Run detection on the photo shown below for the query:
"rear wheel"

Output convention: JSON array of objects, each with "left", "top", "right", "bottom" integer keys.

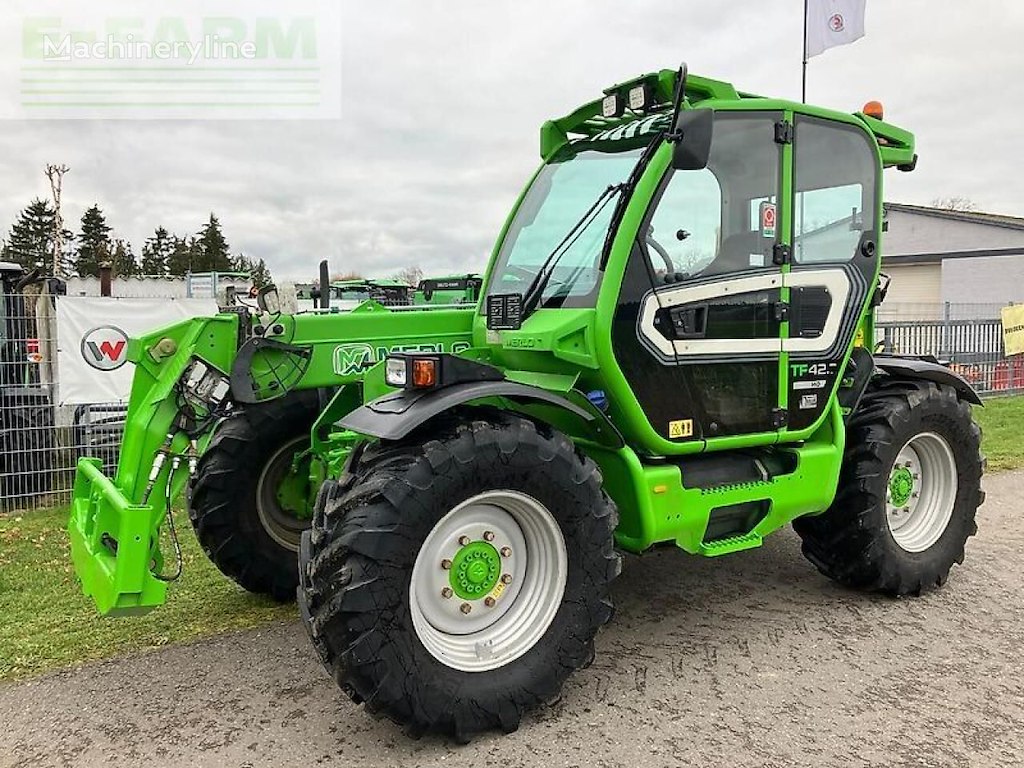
[
  {"left": 298, "top": 412, "right": 620, "bottom": 741},
  {"left": 794, "top": 381, "right": 984, "bottom": 595},
  {"left": 189, "top": 391, "right": 321, "bottom": 600}
]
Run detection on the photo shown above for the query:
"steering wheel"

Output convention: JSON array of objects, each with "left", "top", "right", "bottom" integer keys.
[
  {"left": 646, "top": 225, "right": 675, "bottom": 277},
  {"left": 504, "top": 264, "right": 539, "bottom": 282}
]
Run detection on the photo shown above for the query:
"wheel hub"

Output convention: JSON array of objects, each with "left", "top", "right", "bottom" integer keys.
[
  {"left": 889, "top": 466, "right": 915, "bottom": 508},
  {"left": 450, "top": 541, "right": 501, "bottom": 599}
]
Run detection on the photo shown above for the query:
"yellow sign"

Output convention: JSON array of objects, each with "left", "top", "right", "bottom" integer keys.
[
  {"left": 668, "top": 419, "right": 694, "bottom": 439},
  {"left": 1002, "top": 304, "right": 1024, "bottom": 357}
]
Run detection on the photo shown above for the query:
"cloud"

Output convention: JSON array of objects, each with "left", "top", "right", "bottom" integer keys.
[{"left": 1, "top": 0, "right": 1022, "bottom": 280}]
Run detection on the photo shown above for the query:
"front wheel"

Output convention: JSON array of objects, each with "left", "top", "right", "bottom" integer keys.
[
  {"left": 298, "top": 412, "right": 620, "bottom": 741},
  {"left": 794, "top": 381, "right": 984, "bottom": 595},
  {"left": 189, "top": 391, "right": 321, "bottom": 600}
]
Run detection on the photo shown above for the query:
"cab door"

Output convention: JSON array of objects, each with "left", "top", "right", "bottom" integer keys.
[
  {"left": 783, "top": 115, "right": 880, "bottom": 433},
  {"left": 611, "top": 111, "right": 788, "bottom": 447}
]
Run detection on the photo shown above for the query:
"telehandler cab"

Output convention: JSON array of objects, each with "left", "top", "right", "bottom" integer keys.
[{"left": 69, "top": 65, "right": 983, "bottom": 741}]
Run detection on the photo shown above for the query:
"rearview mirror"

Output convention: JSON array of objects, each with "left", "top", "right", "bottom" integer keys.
[{"left": 670, "top": 109, "right": 714, "bottom": 170}]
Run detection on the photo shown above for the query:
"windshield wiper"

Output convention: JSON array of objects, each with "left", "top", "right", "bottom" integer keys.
[{"left": 520, "top": 182, "right": 625, "bottom": 319}]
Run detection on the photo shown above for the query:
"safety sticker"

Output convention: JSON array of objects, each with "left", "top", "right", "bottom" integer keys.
[
  {"left": 760, "top": 201, "right": 777, "bottom": 239},
  {"left": 799, "top": 394, "right": 818, "bottom": 410},
  {"left": 668, "top": 419, "right": 694, "bottom": 438}
]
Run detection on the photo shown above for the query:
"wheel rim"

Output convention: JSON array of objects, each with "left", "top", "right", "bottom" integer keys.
[
  {"left": 256, "top": 436, "right": 313, "bottom": 553},
  {"left": 409, "top": 490, "right": 567, "bottom": 673},
  {"left": 885, "top": 432, "right": 958, "bottom": 553}
]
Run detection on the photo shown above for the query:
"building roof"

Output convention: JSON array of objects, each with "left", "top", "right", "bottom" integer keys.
[
  {"left": 882, "top": 202, "right": 1024, "bottom": 266},
  {"left": 885, "top": 202, "right": 1024, "bottom": 232}
]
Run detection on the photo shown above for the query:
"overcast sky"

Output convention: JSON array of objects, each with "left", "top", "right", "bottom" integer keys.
[{"left": 1, "top": 1, "right": 1022, "bottom": 280}]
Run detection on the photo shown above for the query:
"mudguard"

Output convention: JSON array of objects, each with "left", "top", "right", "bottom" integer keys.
[
  {"left": 339, "top": 380, "right": 624, "bottom": 447},
  {"left": 874, "top": 354, "right": 983, "bottom": 405}
]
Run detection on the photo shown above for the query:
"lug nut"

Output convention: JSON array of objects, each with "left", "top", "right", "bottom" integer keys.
[
  {"left": 460, "top": 603, "right": 472, "bottom": 615},
  {"left": 500, "top": 546, "right": 512, "bottom": 558},
  {"left": 441, "top": 559, "right": 452, "bottom": 570},
  {"left": 458, "top": 535, "right": 471, "bottom": 546},
  {"left": 483, "top": 530, "right": 495, "bottom": 542},
  {"left": 484, "top": 597, "right": 496, "bottom": 608},
  {"left": 501, "top": 573, "right": 512, "bottom": 585},
  {"left": 441, "top": 587, "right": 453, "bottom": 599}
]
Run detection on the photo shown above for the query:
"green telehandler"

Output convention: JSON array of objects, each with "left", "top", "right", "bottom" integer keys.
[{"left": 69, "top": 65, "right": 984, "bottom": 741}]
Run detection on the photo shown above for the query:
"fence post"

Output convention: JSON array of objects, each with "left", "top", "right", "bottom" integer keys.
[
  {"left": 99, "top": 263, "right": 112, "bottom": 298},
  {"left": 939, "top": 301, "right": 951, "bottom": 359}
]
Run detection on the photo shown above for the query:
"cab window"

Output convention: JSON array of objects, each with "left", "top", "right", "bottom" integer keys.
[
  {"left": 645, "top": 113, "right": 781, "bottom": 281},
  {"left": 793, "top": 117, "right": 878, "bottom": 263}
]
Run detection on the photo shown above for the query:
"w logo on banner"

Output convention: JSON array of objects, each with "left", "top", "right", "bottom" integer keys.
[{"left": 81, "top": 326, "right": 129, "bottom": 371}]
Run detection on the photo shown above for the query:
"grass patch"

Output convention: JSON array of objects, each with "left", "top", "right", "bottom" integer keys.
[
  {"left": 975, "top": 395, "right": 1024, "bottom": 472},
  {"left": 0, "top": 506, "right": 295, "bottom": 683},
  {"left": 1, "top": 396, "right": 1020, "bottom": 684}
]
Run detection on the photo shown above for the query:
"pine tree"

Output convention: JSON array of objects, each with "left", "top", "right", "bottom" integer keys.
[
  {"left": 167, "top": 235, "right": 201, "bottom": 276},
  {"left": 75, "top": 204, "right": 112, "bottom": 278},
  {"left": 232, "top": 252, "right": 252, "bottom": 274},
  {"left": 2, "top": 198, "right": 60, "bottom": 271},
  {"left": 141, "top": 226, "right": 173, "bottom": 276},
  {"left": 111, "top": 239, "right": 137, "bottom": 277},
  {"left": 196, "top": 214, "right": 232, "bottom": 272}
]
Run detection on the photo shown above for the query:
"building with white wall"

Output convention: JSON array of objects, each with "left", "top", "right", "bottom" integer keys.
[{"left": 882, "top": 203, "right": 1024, "bottom": 318}]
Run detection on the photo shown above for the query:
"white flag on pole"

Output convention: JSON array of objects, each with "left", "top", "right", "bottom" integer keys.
[{"left": 805, "top": 0, "right": 867, "bottom": 59}]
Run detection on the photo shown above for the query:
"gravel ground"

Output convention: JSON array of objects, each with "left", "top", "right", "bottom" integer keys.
[{"left": 2, "top": 471, "right": 1022, "bottom": 768}]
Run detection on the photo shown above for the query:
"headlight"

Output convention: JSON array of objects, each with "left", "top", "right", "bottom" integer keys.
[
  {"left": 385, "top": 357, "right": 408, "bottom": 387},
  {"left": 629, "top": 83, "right": 652, "bottom": 112},
  {"left": 601, "top": 92, "right": 623, "bottom": 118},
  {"left": 383, "top": 353, "right": 503, "bottom": 391}
]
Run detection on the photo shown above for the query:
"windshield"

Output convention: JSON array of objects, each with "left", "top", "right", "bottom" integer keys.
[{"left": 485, "top": 147, "right": 643, "bottom": 309}]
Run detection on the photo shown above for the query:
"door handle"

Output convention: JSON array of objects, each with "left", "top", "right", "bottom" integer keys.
[{"left": 670, "top": 304, "right": 708, "bottom": 339}]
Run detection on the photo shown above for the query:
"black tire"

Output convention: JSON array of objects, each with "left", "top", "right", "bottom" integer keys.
[
  {"left": 298, "top": 411, "right": 620, "bottom": 741},
  {"left": 793, "top": 380, "right": 984, "bottom": 596},
  {"left": 0, "top": 394, "right": 54, "bottom": 501},
  {"left": 189, "top": 390, "right": 321, "bottom": 600}
]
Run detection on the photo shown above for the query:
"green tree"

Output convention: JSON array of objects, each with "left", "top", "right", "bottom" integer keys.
[
  {"left": 167, "top": 235, "right": 201, "bottom": 276},
  {"left": 140, "top": 226, "right": 172, "bottom": 276},
  {"left": 249, "top": 257, "right": 272, "bottom": 288},
  {"left": 111, "top": 238, "right": 137, "bottom": 277},
  {"left": 234, "top": 253, "right": 273, "bottom": 288},
  {"left": 1, "top": 198, "right": 67, "bottom": 271},
  {"left": 196, "top": 214, "right": 232, "bottom": 272},
  {"left": 74, "top": 204, "right": 112, "bottom": 277}
]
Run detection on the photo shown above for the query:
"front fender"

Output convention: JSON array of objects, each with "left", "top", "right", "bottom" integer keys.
[{"left": 338, "top": 380, "right": 624, "bottom": 448}]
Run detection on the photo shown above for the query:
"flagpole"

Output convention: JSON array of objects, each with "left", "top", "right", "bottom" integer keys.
[{"left": 801, "top": 0, "right": 809, "bottom": 103}]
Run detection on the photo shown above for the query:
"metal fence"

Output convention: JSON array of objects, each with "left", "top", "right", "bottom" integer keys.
[
  {"left": 877, "top": 302, "right": 1022, "bottom": 397},
  {"left": 0, "top": 290, "right": 126, "bottom": 513}
]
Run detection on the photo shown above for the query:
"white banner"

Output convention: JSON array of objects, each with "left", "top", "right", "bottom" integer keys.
[
  {"left": 56, "top": 296, "right": 218, "bottom": 405},
  {"left": 806, "top": 0, "right": 867, "bottom": 59}
]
